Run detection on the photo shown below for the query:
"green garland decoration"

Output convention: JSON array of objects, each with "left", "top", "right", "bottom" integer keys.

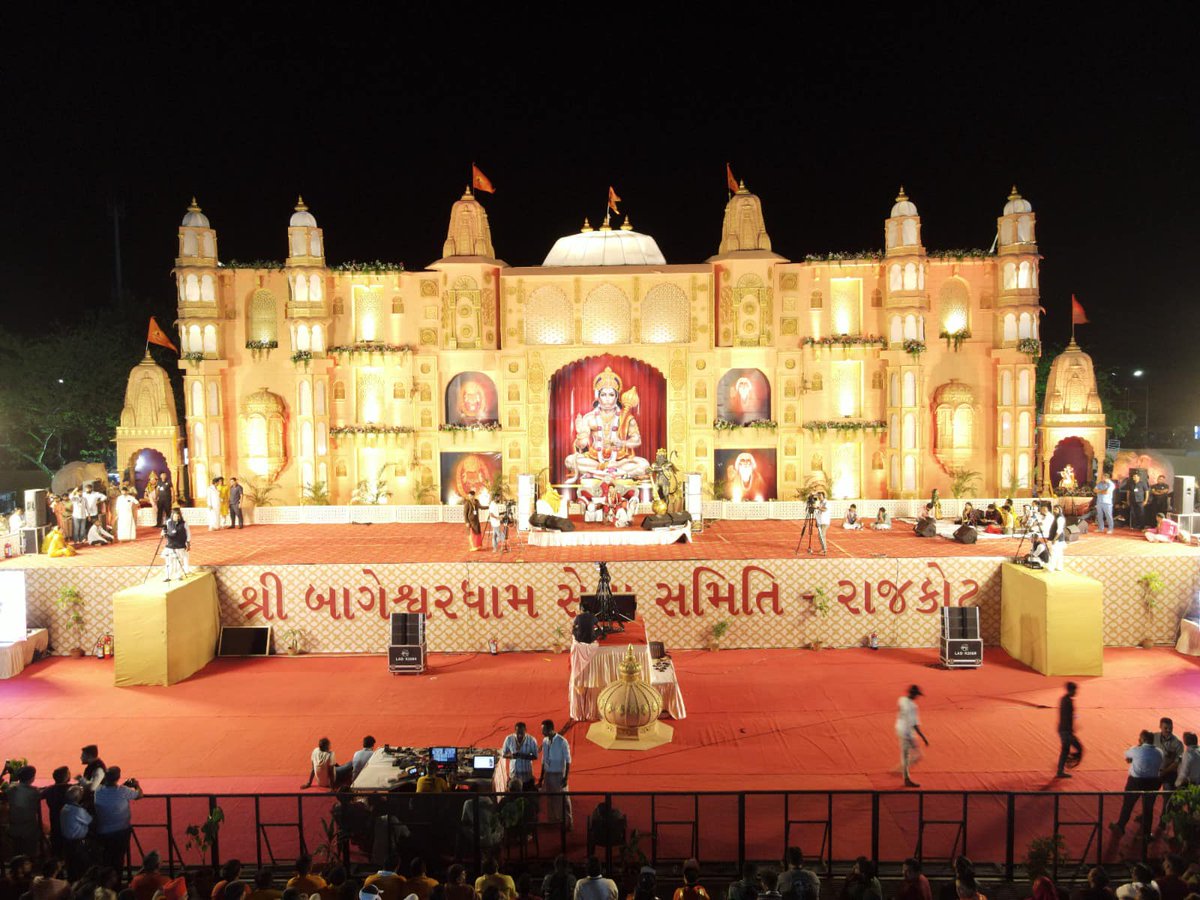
[
  {"left": 439, "top": 422, "right": 501, "bottom": 433},
  {"left": 801, "top": 335, "right": 888, "bottom": 350},
  {"left": 331, "top": 260, "right": 406, "bottom": 274},
  {"left": 939, "top": 329, "right": 973, "bottom": 351},
  {"left": 713, "top": 419, "right": 778, "bottom": 431},
  {"left": 902, "top": 339, "right": 926, "bottom": 358},
  {"left": 1016, "top": 338, "right": 1042, "bottom": 358},
  {"left": 803, "top": 419, "right": 888, "bottom": 437}
]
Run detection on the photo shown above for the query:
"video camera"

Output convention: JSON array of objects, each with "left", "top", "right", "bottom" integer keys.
[
  {"left": 500, "top": 500, "right": 517, "bottom": 527},
  {"left": 805, "top": 494, "right": 817, "bottom": 515}
]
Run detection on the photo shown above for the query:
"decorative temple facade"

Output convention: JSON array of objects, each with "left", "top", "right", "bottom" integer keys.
[{"left": 171, "top": 184, "right": 1048, "bottom": 505}]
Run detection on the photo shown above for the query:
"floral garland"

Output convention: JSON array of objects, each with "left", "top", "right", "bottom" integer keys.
[
  {"left": 331, "top": 260, "right": 406, "bottom": 274},
  {"left": 330, "top": 424, "right": 414, "bottom": 436},
  {"left": 221, "top": 259, "right": 285, "bottom": 270},
  {"left": 439, "top": 422, "right": 501, "bottom": 433},
  {"left": 1016, "top": 338, "right": 1042, "bottom": 357},
  {"left": 803, "top": 420, "right": 888, "bottom": 436},
  {"left": 929, "top": 248, "right": 992, "bottom": 260},
  {"left": 803, "top": 250, "right": 884, "bottom": 263},
  {"left": 182, "top": 351, "right": 206, "bottom": 364},
  {"left": 801, "top": 335, "right": 888, "bottom": 350},
  {"left": 245, "top": 340, "right": 278, "bottom": 350},
  {"left": 328, "top": 342, "right": 415, "bottom": 357},
  {"left": 939, "top": 328, "right": 973, "bottom": 351},
  {"left": 713, "top": 418, "right": 778, "bottom": 431},
  {"left": 291, "top": 350, "right": 313, "bottom": 369},
  {"left": 902, "top": 339, "right": 926, "bottom": 358}
]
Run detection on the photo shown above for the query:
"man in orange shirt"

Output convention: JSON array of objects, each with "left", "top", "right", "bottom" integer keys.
[
  {"left": 286, "top": 856, "right": 327, "bottom": 897},
  {"left": 363, "top": 858, "right": 406, "bottom": 900},
  {"left": 405, "top": 859, "right": 439, "bottom": 900}
]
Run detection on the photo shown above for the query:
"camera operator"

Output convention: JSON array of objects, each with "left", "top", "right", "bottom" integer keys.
[
  {"left": 487, "top": 496, "right": 512, "bottom": 553},
  {"left": 93, "top": 767, "right": 143, "bottom": 869},
  {"left": 813, "top": 492, "right": 831, "bottom": 556},
  {"left": 1026, "top": 533, "right": 1051, "bottom": 569}
]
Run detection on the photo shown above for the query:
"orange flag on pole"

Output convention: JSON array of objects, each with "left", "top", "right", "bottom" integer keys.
[
  {"left": 147, "top": 317, "right": 178, "bottom": 354},
  {"left": 608, "top": 186, "right": 622, "bottom": 215},
  {"left": 471, "top": 163, "right": 495, "bottom": 194},
  {"left": 726, "top": 162, "right": 739, "bottom": 194},
  {"left": 1071, "top": 294, "right": 1089, "bottom": 325}
]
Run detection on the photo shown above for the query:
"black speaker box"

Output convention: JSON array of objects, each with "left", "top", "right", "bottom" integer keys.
[
  {"left": 669, "top": 511, "right": 692, "bottom": 526},
  {"left": 24, "top": 490, "right": 47, "bottom": 527},
  {"left": 915, "top": 519, "right": 938, "bottom": 538},
  {"left": 390, "top": 612, "right": 425, "bottom": 645},
  {"left": 953, "top": 525, "right": 977, "bottom": 544},
  {"left": 551, "top": 515, "right": 574, "bottom": 532},
  {"left": 529, "top": 512, "right": 548, "bottom": 528},
  {"left": 642, "top": 514, "right": 673, "bottom": 530},
  {"left": 1065, "top": 524, "right": 1083, "bottom": 543}
]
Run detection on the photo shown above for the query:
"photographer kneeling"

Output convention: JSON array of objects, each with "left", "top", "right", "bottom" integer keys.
[{"left": 94, "top": 767, "right": 143, "bottom": 870}]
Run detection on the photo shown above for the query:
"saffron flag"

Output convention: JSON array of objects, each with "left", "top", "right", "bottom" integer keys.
[
  {"left": 147, "top": 317, "right": 178, "bottom": 354},
  {"left": 471, "top": 164, "right": 495, "bottom": 194},
  {"left": 1071, "top": 294, "right": 1089, "bottom": 325},
  {"left": 608, "top": 186, "right": 621, "bottom": 215},
  {"left": 726, "top": 162, "right": 739, "bottom": 193}
]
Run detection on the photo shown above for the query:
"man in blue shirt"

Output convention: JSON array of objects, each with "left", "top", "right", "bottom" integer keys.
[
  {"left": 336, "top": 735, "right": 376, "bottom": 786},
  {"left": 60, "top": 785, "right": 93, "bottom": 879},
  {"left": 93, "top": 767, "right": 143, "bottom": 870},
  {"left": 1110, "top": 730, "right": 1163, "bottom": 837}
]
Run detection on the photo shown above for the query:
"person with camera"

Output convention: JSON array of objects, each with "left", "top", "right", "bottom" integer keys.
[
  {"left": 93, "top": 766, "right": 143, "bottom": 870},
  {"left": 812, "top": 492, "right": 831, "bottom": 556}
]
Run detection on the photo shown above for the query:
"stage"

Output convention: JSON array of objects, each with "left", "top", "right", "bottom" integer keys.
[
  {"left": 2, "top": 646, "right": 1200, "bottom": 797},
  {"left": 3, "top": 519, "right": 1198, "bottom": 654}
]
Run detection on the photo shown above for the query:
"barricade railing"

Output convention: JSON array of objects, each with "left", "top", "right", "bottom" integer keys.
[{"left": 125, "top": 788, "right": 1169, "bottom": 883}]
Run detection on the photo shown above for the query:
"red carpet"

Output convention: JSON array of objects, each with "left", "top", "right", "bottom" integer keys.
[
  {"left": 6, "top": 519, "right": 1194, "bottom": 568},
  {"left": 2, "top": 646, "right": 1197, "bottom": 796}
]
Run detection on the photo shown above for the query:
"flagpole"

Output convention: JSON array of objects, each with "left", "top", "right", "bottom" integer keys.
[{"left": 1070, "top": 295, "right": 1075, "bottom": 343}]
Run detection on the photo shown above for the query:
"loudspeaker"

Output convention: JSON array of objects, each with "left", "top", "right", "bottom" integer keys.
[
  {"left": 941, "top": 606, "right": 980, "bottom": 640},
  {"left": 550, "top": 515, "right": 574, "bottom": 532},
  {"left": 1074, "top": 520, "right": 1090, "bottom": 534},
  {"left": 23, "top": 490, "right": 47, "bottom": 528},
  {"left": 642, "top": 514, "right": 673, "bottom": 530},
  {"left": 1176, "top": 476, "right": 1196, "bottom": 517},
  {"left": 649, "top": 641, "right": 666, "bottom": 660},
  {"left": 529, "top": 512, "right": 548, "bottom": 528},
  {"left": 953, "top": 525, "right": 977, "bottom": 544},
  {"left": 21, "top": 525, "right": 49, "bottom": 554},
  {"left": 390, "top": 612, "right": 425, "bottom": 646},
  {"left": 1065, "top": 524, "right": 1083, "bottom": 543},
  {"left": 388, "top": 644, "right": 425, "bottom": 673},
  {"left": 915, "top": 519, "right": 938, "bottom": 538},
  {"left": 669, "top": 511, "right": 692, "bottom": 526}
]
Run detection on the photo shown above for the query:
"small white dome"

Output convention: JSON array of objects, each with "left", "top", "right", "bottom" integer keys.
[
  {"left": 543, "top": 220, "right": 666, "bottom": 267},
  {"left": 290, "top": 196, "right": 317, "bottom": 227},
  {"left": 890, "top": 187, "right": 917, "bottom": 218},
  {"left": 181, "top": 198, "right": 209, "bottom": 228},
  {"left": 1003, "top": 186, "right": 1032, "bottom": 215}
]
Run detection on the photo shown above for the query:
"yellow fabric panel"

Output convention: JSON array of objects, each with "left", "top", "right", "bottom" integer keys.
[
  {"left": 1000, "top": 562, "right": 1104, "bottom": 676},
  {"left": 112, "top": 572, "right": 219, "bottom": 686}
]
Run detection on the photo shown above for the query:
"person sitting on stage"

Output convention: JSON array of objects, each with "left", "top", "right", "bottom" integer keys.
[
  {"left": 86, "top": 519, "right": 115, "bottom": 545},
  {"left": 415, "top": 761, "right": 449, "bottom": 793},
  {"left": 1000, "top": 499, "right": 1017, "bottom": 534},
  {"left": 842, "top": 504, "right": 863, "bottom": 530},
  {"left": 1145, "top": 512, "right": 1180, "bottom": 543},
  {"left": 1026, "top": 534, "right": 1051, "bottom": 569},
  {"left": 301, "top": 738, "right": 337, "bottom": 790},
  {"left": 981, "top": 504, "right": 1004, "bottom": 534},
  {"left": 914, "top": 504, "right": 935, "bottom": 535},
  {"left": 872, "top": 507, "right": 892, "bottom": 530},
  {"left": 957, "top": 503, "right": 977, "bottom": 527}
]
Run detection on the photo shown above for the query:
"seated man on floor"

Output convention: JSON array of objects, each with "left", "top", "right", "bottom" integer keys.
[
  {"left": 957, "top": 502, "right": 979, "bottom": 527},
  {"left": 872, "top": 507, "right": 891, "bottom": 530},
  {"left": 1026, "top": 533, "right": 1051, "bottom": 569},
  {"left": 842, "top": 504, "right": 863, "bottom": 530}
]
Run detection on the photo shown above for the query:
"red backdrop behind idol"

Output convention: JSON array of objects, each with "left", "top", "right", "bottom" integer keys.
[{"left": 548, "top": 354, "right": 667, "bottom": 487}]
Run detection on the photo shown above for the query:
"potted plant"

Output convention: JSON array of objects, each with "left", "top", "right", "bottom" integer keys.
[
  {"left": 549, "top": 626, "right": 568, "bottom": 654},
  {"left": 1162, "top": 784, "right": 1200, "bottom": 852},
  {"left": 1140, "top": 571, "right": 1165, "bottom": 648},
  {"left": 810, "top": 587, "right": 830, "bottom": 650},
  {"left": 184, "top": 805, "right": 225, "bottom": 867},
  {"left": 277, "top": 628, "right": 304, "bottom": 656},
  {"left": 708, "top": 619, "right": 730, "bottom": 651},
  {"left": 55, "top": 586, "right": 86, "bottom": 657}
]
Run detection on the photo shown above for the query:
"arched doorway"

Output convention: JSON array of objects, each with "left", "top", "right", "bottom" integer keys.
[
  {"left": 548, "top": 354, "right": 667, "bottom": 487},
  {"left": 131, "top": 448, "right": 171, "bottom": 499},
  {"left": 1048, "top": 436, "right": 1093, "bottom": 490}
]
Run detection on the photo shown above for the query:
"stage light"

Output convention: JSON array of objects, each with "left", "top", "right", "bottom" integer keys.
[{"left": 1133, "top": 369, "right": 1144, "bottom": 377}]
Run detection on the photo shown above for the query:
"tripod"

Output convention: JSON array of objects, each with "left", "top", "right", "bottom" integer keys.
[
  {"left": 142, "top": 529, "right": 165, "bottom": 583},
  {"left": 794, "top": 502, "right": 819, "bottom": 555},
  {"left": 593, "top": 561, "right": 632, "bottom": 637}
]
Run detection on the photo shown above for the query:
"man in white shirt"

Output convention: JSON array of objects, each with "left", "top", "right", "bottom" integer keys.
[
  {"left": 1093, "top": 472, "right": 1115, "bottom": 534},
  {"left": 539, "top": 718, "right": 573, "bottom": 828},
  {"left": 1048, "top": 504, "right": 1068, "bottom": 572},
  {"left": 1110, "top": 730, "right": 1164, "bottom": 837},
  {"left": 813, "top": 493, "right": 831, "bottom": 556},
  {"left": 488, "top": 498, "right": 507, "bottom": 553},
  {"left": 83, "top": 485, "right": 104, "bottom": 530},
  {"left": 1176, "top": 732, "right": 1200, "bottom": 787},
  {"left": 573, "top": 857, "right": 618, "bottom": 900},
  {"left": 503, "top": 721, "right": 539, "bottom": 791},
  {"left": 896, "top": 685, "right": 929, "bottom": 788}
]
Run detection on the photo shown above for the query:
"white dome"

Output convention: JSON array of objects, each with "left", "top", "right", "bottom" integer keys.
[
  {"left": 290, "top": 196, "right": 317, "bottom": 227},
  {"left": 181, "top": 199, "right": 209, "bottom": 228},
  {"left": 543, "top": 222, "right": 666, "bottom": 267},
  {"left": 890, "top": 187, "right": 917, "bottom": 218},
  {"left": 1003, "top": 187, "right": 1033, "bottom": 215}
]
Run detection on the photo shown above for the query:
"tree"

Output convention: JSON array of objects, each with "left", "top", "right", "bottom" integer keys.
[{"left": 1036, "top": 343, "right": 1135, "bottom": 440}]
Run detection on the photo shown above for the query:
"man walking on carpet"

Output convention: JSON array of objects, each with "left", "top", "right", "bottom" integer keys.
[
  {"left": 1055, "top": 682, "right": 1082, "bottom": 778},
  {"left": 896, "top": 685, "right": 929, "bottom": 788},
  {"left": 228, "top": 477, "right": 244, "bottom": 529}
]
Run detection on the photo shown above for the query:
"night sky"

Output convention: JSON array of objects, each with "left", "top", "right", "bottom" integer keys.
[{"left": 5, "top": 9, "right": 1197, "bottom": 425}]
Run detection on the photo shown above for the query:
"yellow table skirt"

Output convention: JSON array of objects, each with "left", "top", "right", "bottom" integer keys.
[
  {"left": 112, "top": 571, "right": 219, "bottom": 686},
  {"left": 1000, "top": 562, "right": 1103, "bottom": 676}
]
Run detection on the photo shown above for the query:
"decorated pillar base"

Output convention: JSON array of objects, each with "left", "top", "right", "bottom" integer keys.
[{"left": 587, "top": 718, "right": 674, "bottom": 751}]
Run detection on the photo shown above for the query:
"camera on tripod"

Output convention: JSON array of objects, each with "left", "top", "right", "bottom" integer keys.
[
  {"left": 805, "top": 494, "right": 817, "bottom": 516},
  {"left": 500, "top": 500, "right": 516, "bottom": 527}
]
